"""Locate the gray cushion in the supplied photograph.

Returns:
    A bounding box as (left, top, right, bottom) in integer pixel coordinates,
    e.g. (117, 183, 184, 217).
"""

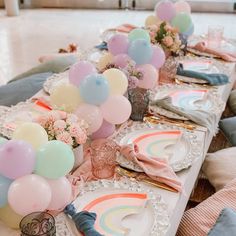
(9, 55, 77, 83)
(0, 72, 52, 106)
(219, 116, 236, 146)
(229, 90, 236, 114)
(208, 208, 236, 236)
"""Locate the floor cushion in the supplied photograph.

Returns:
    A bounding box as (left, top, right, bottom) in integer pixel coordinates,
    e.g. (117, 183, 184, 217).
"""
(9, 55, 77, 83)
(228, 90, 236, 114)
(219, 116, 236, 146)
(0, 72, 52, 106)
(202, 147, 236, 191)
(177, 178, 236, 236)
(208, 208, 236, 236)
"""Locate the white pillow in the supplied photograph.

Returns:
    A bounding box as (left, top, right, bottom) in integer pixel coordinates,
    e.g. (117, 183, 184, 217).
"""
(202, 147, 236, 191)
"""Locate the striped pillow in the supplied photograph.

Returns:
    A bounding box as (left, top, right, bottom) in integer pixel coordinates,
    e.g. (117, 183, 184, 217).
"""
(177, 178, 236, 236)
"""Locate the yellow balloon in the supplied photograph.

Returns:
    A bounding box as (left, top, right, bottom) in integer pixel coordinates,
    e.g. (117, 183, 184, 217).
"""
(103, 68, 128, 95)
(0, 204, 23, 229)
(13, 122, 48, 150)
(50, 84, 82, 112)
(145, 15, 160, 27)
(97, 53, 113, 71)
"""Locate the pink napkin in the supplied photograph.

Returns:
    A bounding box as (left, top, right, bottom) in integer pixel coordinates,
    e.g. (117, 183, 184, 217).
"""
(190, 41, 236, 62)
(119, 144, 182, 192)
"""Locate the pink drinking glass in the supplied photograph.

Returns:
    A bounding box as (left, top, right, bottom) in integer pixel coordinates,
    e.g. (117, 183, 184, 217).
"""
(90, 139, 119, 179)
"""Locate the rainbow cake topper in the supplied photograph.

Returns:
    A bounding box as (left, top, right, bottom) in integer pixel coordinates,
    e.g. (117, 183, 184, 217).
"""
(83, 193, 148, 236)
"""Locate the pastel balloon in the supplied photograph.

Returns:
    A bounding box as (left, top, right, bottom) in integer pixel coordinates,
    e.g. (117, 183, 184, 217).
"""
(97, 53, 113, 71)
(12, 122, 48, 150)
(100, 95, 131, 124)
(76, 104, 103, 134)
(0, 175, 12, 207)
(128, 28, 150, 42)
(107, 34, 129, 56)
(8, 174, 52, 216)
(155, 0, 176, 21)
(91, 120, 115, 140)
(0, 140, 36, 179)
(79, 74, 109, 105)
(182, 23, 194, 36)
(175, 0, 191, 14)
(112, 54, 131, 68)
(35, 140, 74, 179)
(50, 84, 82, 112)
(137, 64, 158, 89)
(171, 12, 192, 33)
(0, 204, 23, 229)
(47, 177, 72, 211)
(103, 68, 128, 95)
(145, 15, 160, 27)
(150, 45, 166, 69)
(69, 61, 97, 87)
(0, 137, 7, 145)
(128, 39, 153, 65)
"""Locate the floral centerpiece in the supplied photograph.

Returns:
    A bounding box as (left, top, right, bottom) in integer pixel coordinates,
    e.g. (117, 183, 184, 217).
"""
(148, 21, 184, 56)
(36, 110, 88, 148)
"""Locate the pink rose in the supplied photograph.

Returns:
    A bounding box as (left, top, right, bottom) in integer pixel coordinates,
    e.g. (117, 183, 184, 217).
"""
(163, 36, 174, 47)
(75, 131, 87, 145)
(56, 131, 73, 146)
(53, 120, 67, 133)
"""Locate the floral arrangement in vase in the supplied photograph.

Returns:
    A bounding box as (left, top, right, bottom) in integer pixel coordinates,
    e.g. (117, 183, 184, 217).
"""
(36, 110, 88, 148)
(148, 21, 184, 55)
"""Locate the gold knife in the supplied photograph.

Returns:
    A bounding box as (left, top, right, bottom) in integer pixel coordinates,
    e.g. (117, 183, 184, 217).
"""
(116, 166, 178, 193)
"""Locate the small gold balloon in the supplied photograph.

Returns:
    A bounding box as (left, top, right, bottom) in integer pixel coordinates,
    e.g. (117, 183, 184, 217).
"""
(0, 204, 23, 229)
(145, 15, 160, 27)
(97, 53, 113, 71)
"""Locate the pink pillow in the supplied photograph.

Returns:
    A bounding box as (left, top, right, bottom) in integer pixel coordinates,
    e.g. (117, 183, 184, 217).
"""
(177, 178, 236, 236)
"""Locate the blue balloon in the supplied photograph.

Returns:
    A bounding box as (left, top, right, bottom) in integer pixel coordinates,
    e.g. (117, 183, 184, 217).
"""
(182, 24, 194, 37)
(79, 74, 109, 105)
(0, 175, 12, 207)
(128, 39, 153, 65)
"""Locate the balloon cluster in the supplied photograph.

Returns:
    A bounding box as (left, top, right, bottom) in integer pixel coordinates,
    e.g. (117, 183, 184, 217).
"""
(0, 122, 74, 228)
(146, 0, 194, 37)
(50, 60, 132, 139)
(103, 28, 166, 89)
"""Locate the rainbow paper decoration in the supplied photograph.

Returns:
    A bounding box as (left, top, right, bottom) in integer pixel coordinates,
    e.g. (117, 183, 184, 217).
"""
(169, 89, 207, 110)
(83, 193, 148, 236)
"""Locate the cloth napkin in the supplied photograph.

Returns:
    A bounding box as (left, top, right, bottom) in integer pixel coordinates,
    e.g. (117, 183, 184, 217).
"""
(150, 96, 218, 135)
(177, 64, 229, 86)
(190, 41, 236, 62)
(119, 144, 182, 192)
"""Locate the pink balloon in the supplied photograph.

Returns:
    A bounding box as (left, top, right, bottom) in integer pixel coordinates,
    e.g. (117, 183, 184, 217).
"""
(47, 177, 72, 211)
(91, 120, 116, 140)
(0, 140, 35, 180)
(100, 95, 131, 125)
(150, 45, 166, 69)
(155, 0, 176, 21)
(8, 174, 52, 216)
(112, 54, 132, 68)
(175, 0, 191, 14)
(75, 104, 103, 134)
(69, 61, 97, 87)
(107, 34, 129, 56)
(137, 64, 159, 89)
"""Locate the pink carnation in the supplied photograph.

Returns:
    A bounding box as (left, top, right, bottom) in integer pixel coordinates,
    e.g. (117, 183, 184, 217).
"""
(163, 36, 174, 47)
(56, 131, 73, 146)
(75, 131, 87, 145)
(53, 120, 67, 133)
(66, 114, 78, 125)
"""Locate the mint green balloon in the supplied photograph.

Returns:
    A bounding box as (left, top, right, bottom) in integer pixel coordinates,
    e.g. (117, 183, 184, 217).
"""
(0, 137, 7, 145)
(128, 28, 150, 42)
(35, 140, 74, 179)
(171, 12, 192, 33)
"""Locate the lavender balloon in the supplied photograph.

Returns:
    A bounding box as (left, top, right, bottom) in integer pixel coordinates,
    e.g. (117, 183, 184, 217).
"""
(69, 61, 97, 87)
(150, 45, 166, 69)
(112, 54, 132, 68)
(155, 0, 176, 22)
(107, 34, 129, 56)
(0, 140, 36, 179)
(91, 120, 115, 140)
